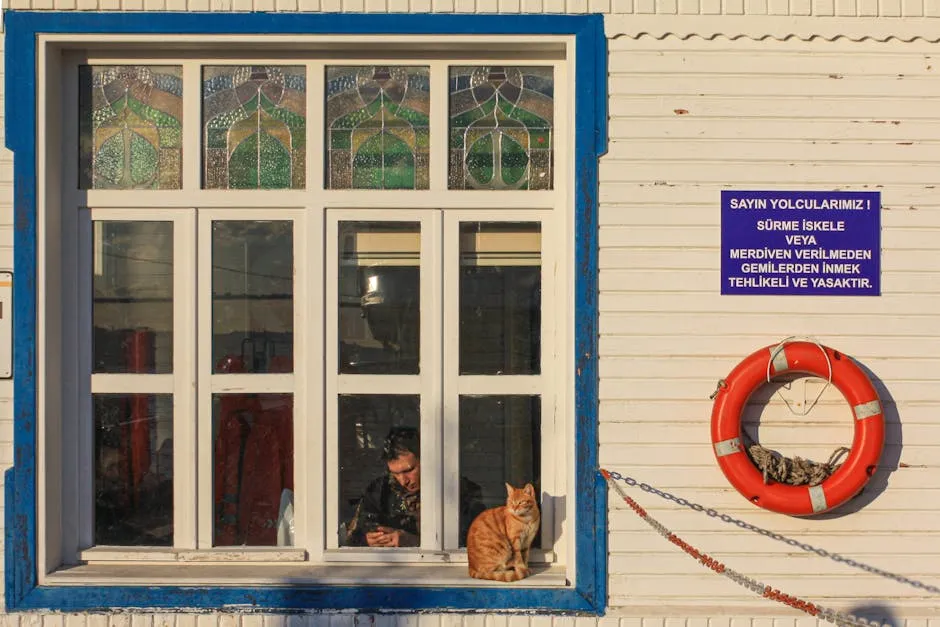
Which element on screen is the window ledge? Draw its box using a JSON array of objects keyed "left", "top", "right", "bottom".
[
  {"left": 45, "top": 562, "right": 569, "bottom": 588},
  {"left": 79, "top": 547, "right": 308, "bottom": 562}
]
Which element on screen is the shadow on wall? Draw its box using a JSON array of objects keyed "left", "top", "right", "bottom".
[
  {"left": 808, "top": 365, "right": 901, "bottom": 520},
  {"left": 847, "top": 602, "right": 902, "bottom": 626}
]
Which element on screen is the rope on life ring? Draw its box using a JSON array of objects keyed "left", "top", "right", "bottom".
[{"left": 710, "top": 339, "right": 885, "bottom": 516}]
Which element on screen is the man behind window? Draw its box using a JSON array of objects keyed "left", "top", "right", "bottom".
[{"left": 345, "top": 426, "right": 484, "bottom": 547}]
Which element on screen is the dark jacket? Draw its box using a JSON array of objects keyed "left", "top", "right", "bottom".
[{"left": 345, "top": 474, "right": 485, "bottom": 547}]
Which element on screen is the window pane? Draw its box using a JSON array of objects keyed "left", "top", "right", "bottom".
[
  {"left": 203, "top": 66, "right": 307, "bottom": 189},
  {"left": 339, "top": 222, "right": 420, "bottom": 374},
  {"left": 449, "top": 66, "right": 554, "bottom": 190},
  {"left": 212, "top": 221, "right": 293, "bottom": 374},
  {"left": 94, "top": 394, "right": 173, "bottom": 546},
  {"left": 338, "top": 395, "right": 420, "bottom": 548},
  {"left": 460, "top": 222, "right": 541, "bottom": 375},
  {"left": 459, "top": 395, "right": 541, "bottom": 548},
  {"left": 93, "top": 221, "right": 173, "bottom": 374},
  {"left": 213, "top": 393, "right": 294, "bottom": 547},
  {"left": 79, "top": 66, "right": 183, "bottom": 190},
  {"left": 326, "top": 66, "right": 430, "bottom": 190}
]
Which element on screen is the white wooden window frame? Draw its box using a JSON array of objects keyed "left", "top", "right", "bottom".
[
  {"left": 323, "top": 209, "right": 557, "bottom": 564},
  {"left": 323, "top": 209, "right": 443, "bottom": 560},
  {"left": 441, "top": 209, "right": 557, "bottom": 558},
  {"left": 195, "top": 208, "right": 309, "bottom": 554},
  {"left": 38, "top": 36, "right": 574, "bottom": 585},
  {"left": 76, "top": 208, "right": 199, "bottom": 553}
]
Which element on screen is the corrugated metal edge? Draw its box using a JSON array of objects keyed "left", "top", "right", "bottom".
[{"left": 605, "top": 16, "right": 940, "bottom": 42}]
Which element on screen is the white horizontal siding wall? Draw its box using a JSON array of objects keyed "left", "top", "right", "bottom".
[
  {"left": 599, "top": 33, "right": 940, "bottom": 622},
  {"left": 8, "top": 0, "right": 940, "bottom": 18},
  {"left": 0, "top": 3, "right": 940, "bottom": 627}
]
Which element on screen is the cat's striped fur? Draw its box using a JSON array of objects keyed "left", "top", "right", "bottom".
[{"left": 466, "top": 482, "right": 540, "bottom": 582}]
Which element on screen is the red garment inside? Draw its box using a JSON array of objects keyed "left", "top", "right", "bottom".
[{"left": 213, "top": 355, "right": 294, "bottom": 546}]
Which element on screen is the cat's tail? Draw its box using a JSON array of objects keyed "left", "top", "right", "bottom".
[{"left": 468, "top": 568, "right": 523, "bottom": 582}]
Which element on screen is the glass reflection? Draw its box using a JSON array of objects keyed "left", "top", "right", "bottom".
[
  {"left": 213, "top": 393, "right": 294, "bottom": 547},
  {"left": 212, "top": 221, "right": 294, "bottom": 374},
  {"left": 337, "top": 395, "right": 420, "bottom": 547},
  {"left": 94, "top": 394, "right": 173, "bottom": 546},
  {"left": 459, "top": 395, "right": 541, "bottom": 548},
  {"left": 93, "top": 221, "right": 173, "bottom": 374},
  {"left": 338, "top": 222, "right": 420, "bottom": 374},
  {"left": 460, "top": 222, "right": 541, "bottom": 375}
]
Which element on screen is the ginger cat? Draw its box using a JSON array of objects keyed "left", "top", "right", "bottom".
[{"left": 466, "top": 482, "right": 540, "bottom": 582}]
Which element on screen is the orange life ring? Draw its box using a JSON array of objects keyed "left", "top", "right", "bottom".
[{"left": 710, "top": 341, "right": 885, "bottom": 516}]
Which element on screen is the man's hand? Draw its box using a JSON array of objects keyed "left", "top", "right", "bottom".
[{"left": 365, "top": 526, "right": 417, "bottom": 547}]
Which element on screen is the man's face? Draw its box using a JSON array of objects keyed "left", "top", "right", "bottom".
[{"left": 387, "top": 451, "right": 420, "bottom": 494}]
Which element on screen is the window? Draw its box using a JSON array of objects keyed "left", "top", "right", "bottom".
[{"left": 5, "top": 11, "right": 606, "bottom": 613}]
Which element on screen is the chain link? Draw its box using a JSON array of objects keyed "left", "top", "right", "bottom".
[{"left": 600, "top": 469, "right": 889, "bottom": 627}]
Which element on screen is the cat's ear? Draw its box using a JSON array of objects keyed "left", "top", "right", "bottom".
[
  {"left": 505, "top": 482, "right": 513, "bottom": 497},
  {"left": 524, "top": 483, "right": 536, "bottom": 498}
]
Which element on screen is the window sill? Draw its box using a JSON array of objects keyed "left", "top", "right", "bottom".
[
  {"left": 324, "top": 547, "right": 557, "bottom": 563},
  {"left": 78, "top": 546, "right": 556, "bottom": 565},
  {"left": 46, "top": 562, "right": 569, "bottom": 588},
  {"left": 79, "top": 546, "right": 308, "bottom": 562}
]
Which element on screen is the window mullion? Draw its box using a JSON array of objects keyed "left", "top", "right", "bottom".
[
  {"left": 539, "top": 214, "right": 556, "bottom": 554},
  {"left": 429, "top": 61, "right": 448, "bottom": 192},
  {"left": 430, "top": 59, "right": 450, "bottom": 552},
  {"left": 334, "top": 375, "right": 422, "bottom": 395},
  {"left": 299, "top": 205, "right": 323, "bottom": 561},
  {"left": 175, "top": 211, "right": 198, "bottom": 550},
  {"left": 90, "top": 374, "right": 176, "bottom": 394},
  {"left": 322, "top": 214, "right": 342, "bottom": 549},
  {"left": 307, "top": 60, "right": 325, "bottom": 194},
  {"left": 181, "top": 60, "right": 202, "bottom": 550},
  {"left": 323, "top": 215, "right": 341, "bottom": 551},
  {"left": 196, "top": 211, "right": 214, "bottom": 549},
  {"left": 182, "top": 60, "right": 202, "bottom": 192},
  {"left": 76, "top": 209, "right": 94, "bottom": 554},
  {"left": 441, "top": 213, "right": 461, "bottom": 550},
  {"left": 420, "top": 210, "right": 444, "bottom": 551}
]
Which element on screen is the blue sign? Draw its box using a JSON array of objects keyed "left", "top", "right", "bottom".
[{"left": 721, "top": 190, "right": 881, "bottom": 296}]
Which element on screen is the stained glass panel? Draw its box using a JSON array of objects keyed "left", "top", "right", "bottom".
[
  {"left": 326, "top": 66, "right": 430, "bottom": 190},
  {"left": 449, "top": 66, "right": 554, "bottom": 191},
  {"left": 203, "top": 66, "right": 306, "bottom": 190},
  {"left": 79, "top": 66, "right": 183, "bottom": 190}
]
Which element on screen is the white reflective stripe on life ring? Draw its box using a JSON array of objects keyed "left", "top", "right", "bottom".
[
  {"left": 770, "top": 345, "right": 789, "bottom": 373},
  {"left": 854, "top": 400, "right": 882, "bottom": 421},
  {"left": 809, "top": 485, "right": 828, "bottom": 513},
  {"left": 714, "top": 437, "right": 742, "bottom": 457}
]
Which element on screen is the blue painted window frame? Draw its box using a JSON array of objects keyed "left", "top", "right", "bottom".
[{"left": 3, "top": 10, "right": 607, "bottom": 613}]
